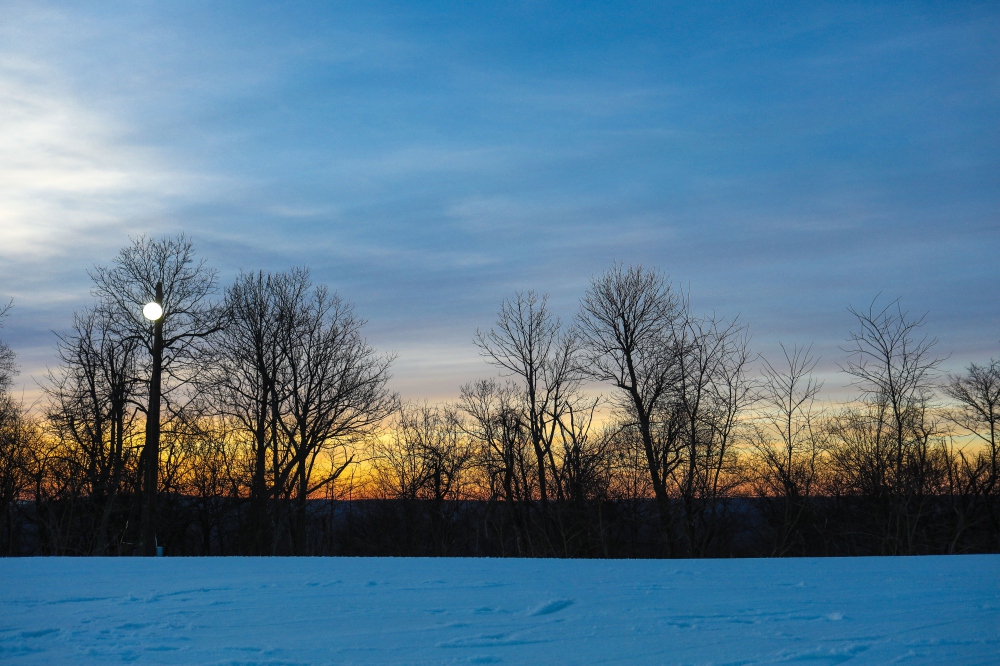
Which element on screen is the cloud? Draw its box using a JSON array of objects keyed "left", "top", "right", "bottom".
[
  {"left": 0, "top": 46, "right": 218, "bottom": 403},
  {"left": 0, "top": 56, "right": 203, "bottom": 265},
  {"left": 0, "top": 0, "right": 995, "bottom": 411}
]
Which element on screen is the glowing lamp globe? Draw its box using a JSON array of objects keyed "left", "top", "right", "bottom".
[{"left": 143, "top": 302, "right": 163, "bottom": 321}]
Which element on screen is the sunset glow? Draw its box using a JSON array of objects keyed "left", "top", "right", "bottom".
[{"left": 0, "top": 9, "right": 998, "bottom": 663}]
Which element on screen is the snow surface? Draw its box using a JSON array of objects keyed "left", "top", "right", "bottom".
[{"left": 1, "top": 555, "right": 998, "bottom": 664}]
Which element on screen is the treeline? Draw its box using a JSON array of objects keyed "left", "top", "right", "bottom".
[{"left": 0, "top": 236, "right": 997, "bottom": 557}]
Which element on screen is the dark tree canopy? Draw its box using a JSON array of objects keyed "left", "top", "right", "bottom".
[{"left": 0, "top": 250, "right": 996, "bottom": 558}]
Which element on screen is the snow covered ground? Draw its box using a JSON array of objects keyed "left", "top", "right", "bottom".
[{"left": 1, "top": 555, "right": 997, "bottom": 664}]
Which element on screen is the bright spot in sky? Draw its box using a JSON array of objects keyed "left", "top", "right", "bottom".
[{"left": 142, "top": 302, "right": 162, "bottom": 321}]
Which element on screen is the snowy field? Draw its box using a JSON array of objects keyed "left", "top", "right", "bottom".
[{"left": 1, "top": 556, "right": 997, "bottom": 664}]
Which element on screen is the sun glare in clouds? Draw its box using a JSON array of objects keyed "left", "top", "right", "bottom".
[
  {"left": 0, "top": 58, "right": 207, "bottom": 260},
  {"left": 0, "top": 51, "right": 209, "bottom": 401}
]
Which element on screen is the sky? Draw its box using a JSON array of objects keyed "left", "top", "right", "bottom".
[{"left": 0, "top": 0, "right": 997, "bottom": 405}]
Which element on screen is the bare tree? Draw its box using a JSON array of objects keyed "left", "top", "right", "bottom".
[
  {"left": 90, "top": 234, "right": 222, "bottom": 555},
  {"left": 832, "top": 297, "right": 945, "bottom": 554},
  {"left": 0, "top": 303, "right": 34, "bottom": 555},
  {"left": 0, "top": 391, "right": 35, "bottom": 555},
  {"left": 43, "top": 308, "right": 143, "bottom": 553},
  {"left": 944, "top": 359, "right": 1000, "bottom": 489},
  {"left": 668, "top": 310, "right": 755, "bottom": 556},
  {"left": 600, "top": 421, "right": 656, "bottom": 554},
  {"left": 202, "top": 268, "right": 310, "bottom": 553},
  {"left": 548, "top": 395, "right": 614, "bottom": 556},
  {"left": 174, "top": 414, "right": 239, "bottom": 555},
  {"left": 0, "top": 300, "right": 14, "bottom": 393},
  {"left": 842, "top": 298, "right": 943, "bottom": 465},
  {"left": 476, "top": 291, "right": 581, "bottom": 526},
  {"left": 552, "top": 396, "right": 604, "bottom": 506},
  {"left": 460, "top": 378, "right": 534, "bottom": 555},
  {"left": 943, "top": 357, "right": 1000, "bottom": 547},
  {"left": 749, "top": 344, "right": 825, "bottom": 555},
  {"left": 368, "top": 402, "right": 473, "bottom": 555},
  {"left": 275, "top": 283, "right": 396, "bottom": 554},
  {"left": 576, "top": 264, "right": 682, "bottom": 552}
]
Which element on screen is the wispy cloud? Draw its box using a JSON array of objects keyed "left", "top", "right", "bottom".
[
  {"left": 0, "top": 43, "right": 216, "bottom": 399},
  {"left": 0, "top": 57, "right": 203, "bottom": 265},
  {"left": 0, "top": 0, "right": 995, "bottom": 408}
]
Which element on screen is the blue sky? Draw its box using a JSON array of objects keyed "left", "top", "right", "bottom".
[{"left": 0, "top": 0, "right": 997, "bottom": 402}]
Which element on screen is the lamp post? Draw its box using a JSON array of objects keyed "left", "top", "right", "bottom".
[{"left": 142, "top": 281, "right": 164, "bottom": 556}]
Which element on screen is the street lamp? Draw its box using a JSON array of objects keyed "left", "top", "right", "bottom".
[{"left": 142, "top": 282, "right": 164, "bottom": 556}]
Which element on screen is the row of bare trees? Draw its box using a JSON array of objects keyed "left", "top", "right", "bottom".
[
  {"left": 0, "top": 242, "right": 997, "bottom": 557},
  {"left": 204, "top": 267, "right": 395, "bottom": 554},
  {"left": 0, "top": 237, "right": 394, "bottom": 555}
]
